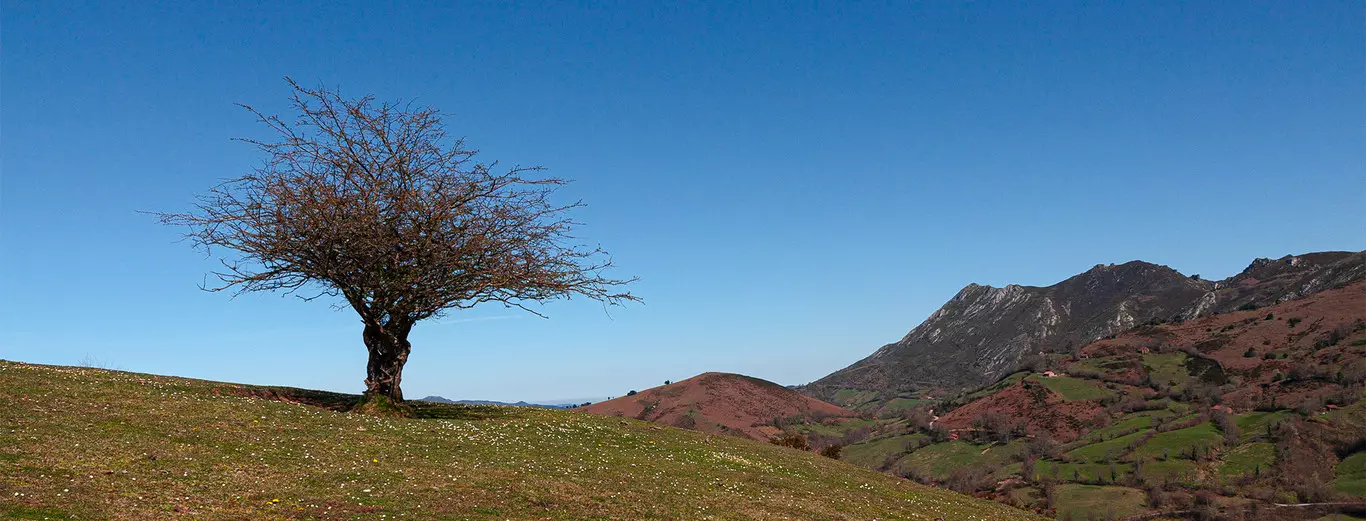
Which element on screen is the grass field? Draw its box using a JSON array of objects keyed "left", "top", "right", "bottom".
[
  {"left": 877, "top": 397, "right": 931, "bottom": 415},
  {"left": 1067, "top": 430, "right": 1147, "bottom": 463},
  {"left": 893, "top": 440, "right": 1027, "bottom": 481},
  {"left": 1033, "top": 375, "right": 1113, "bottom": 401},
  {"left": 1033, "top": 461, "right": 1134, "bottom": 484},
  {"left": 962, "top": 372, "right": 1027, "bottom": 402},
  {"left": 1141, "top": 459, "right": 1200, "bottom": 485},
  {"left": 791, "top": 417, "right": 882, "bottom": 438},
  {"left": 840, "top": 433, "right": 928, "bottom": 469},
  {"left": 830, "top": 389, "right": 881, "bottom": 409},
  {"left": 1134, "top": 422, "right": 1222, "bottom": 460},
  {"left": 1234, "top": 410, "right": 1292, "bottom": 442},
  {"left": 1336, "top": 452, "right": 1366, "bottom": 497},
  {"left": 1053, "top": 485, "right": 1146, "bottom": 520},
  {"left": 1083, "top": 413, "right": 1156, "bottom": 443},
  {"left": 1142, "top": 352, "right": 1191, "bottom": 391},
  {"left": 0, "top": 361, "right": 1043, "bottom": 520},
  {"left": 1219, "top": 442, "right": 1275, "bottom": 480}
]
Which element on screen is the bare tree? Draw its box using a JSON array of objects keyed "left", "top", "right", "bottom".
[{"left": 157, "top": 79, "right": 638, "bottom": 406}]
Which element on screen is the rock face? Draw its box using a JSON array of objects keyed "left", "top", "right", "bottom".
[
  {"left": 577, "top": 372, "right": 856, "bottom": 440},
  {"left": 1179, "top": 251, "right": 1366, "bottom": 319},
  {"left": 804, "top": 251, "right": 1365, "bottom": 404}
]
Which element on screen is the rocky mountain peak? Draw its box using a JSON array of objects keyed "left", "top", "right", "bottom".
[{"left": 803, "top": 250, "right": 1365, "bottom": 407}]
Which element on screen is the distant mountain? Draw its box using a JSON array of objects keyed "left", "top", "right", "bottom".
[
  {"left": 577, "top": 372, "right": 856, "bottom": 440},
  {"left": 804, "top": 251, "right": 1366, "bottom": 407},
  {"left": 418, "top": 396, "right": 574, "bottom": 409}
]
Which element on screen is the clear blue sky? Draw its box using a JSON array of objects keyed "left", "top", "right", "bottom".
[{"left": 2, "top": 1, "right": 1362, "bottom": 402}]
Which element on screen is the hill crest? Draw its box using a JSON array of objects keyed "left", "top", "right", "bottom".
[{"left": 579, "top": 372, "right": 855, "bottom": 440}]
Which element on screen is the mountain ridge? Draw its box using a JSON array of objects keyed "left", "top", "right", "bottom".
[{"left": 805, "top": 251, "right": 1366, "bottom": 407}]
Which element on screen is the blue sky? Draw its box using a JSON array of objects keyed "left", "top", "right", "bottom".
[{"left": 2, "top": 1, "right": 1362, "bottom": 402}]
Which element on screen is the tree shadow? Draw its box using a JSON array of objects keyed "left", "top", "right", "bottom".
[{"left": 210, "top": 384, "right": 519, "bottom": 421}]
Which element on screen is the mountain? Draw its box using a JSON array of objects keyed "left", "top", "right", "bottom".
[
  {"left": 418, "top": 395, "right": 573, "bottom": 408},
  {"left": 805, "top": 251, "right": 1365, "bottom": 407},
  {"left": 578, "top": 372, "right": 856, "bottom": 440},
  {"left": 828, "top": 279, "right": 1366, "bottom": 519}
]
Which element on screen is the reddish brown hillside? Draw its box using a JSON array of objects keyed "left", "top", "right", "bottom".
[
  {"left": 577, "top": 372, "right": 856, "bottom": 440},
  {"left": 931, "top": 281, "right": 1365, "bottom": 444},
  {"left": 935, "top": 379, "right": 1108, "bottom": 442},
  {"left": 1082, "top": 279, "right": 1366, "bottom": 411}
]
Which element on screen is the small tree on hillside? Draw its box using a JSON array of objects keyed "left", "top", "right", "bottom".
[{"left": 157, "top": 79, "right": 638, "bottom": 407}]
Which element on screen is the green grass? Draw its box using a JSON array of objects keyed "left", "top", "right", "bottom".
[
  {"left": 1219, "top": 442, "right": 1275, "bottom": 479},
  {"left": 1033, "top": 375, "right": 1114, "bottom": 401},
  {"left": 1134, "top": 422, "right": 1222, "bottom": 460},
  {"left": 1053, "top": 485, "right": 1147, "bottom": 520},
  {"left": 1141, "top": 459, "right": 1199, "bottom": 485},
  {"left": 792, "top": 417, "right": 881, "bottom": 438},
  {"left": 831, "top": 389, "right": 882, "bottom": 409},
  {"left": 963, "top": 372, "right": 1027, "bottom": 402},
  {"left": 894, "top": 440, "right": 1027, "bottom": 481},
  {"left": 1143, "top": 352, "right": 1191, "bottom": 391},
  {"left": 1084, "top": 413, "right": 1155, "bottom": 443},
  {"left": 1336, "top": 452, "right": 1366, "bottom": 497},
  {"left": 840, "top": 433, "right": 928, "bottom": 469},
  {"left": 1070, "top": 355, "right": 1133, "bottom": 375},
  {"left": 0, "top": 361, "right": 1043, "bottom": 520},
  {"left": 1066, "top": 430, "right": 1147, "bottom": 463},
  {"left": 1033, "top": 461, "right": 1134, "bottom": 484},
  {"left": 1234, "top": 410, "right": 1292, "bottom": 442},
  {"left": 877, "top": 397, "right": 931, "bottom": 415}
]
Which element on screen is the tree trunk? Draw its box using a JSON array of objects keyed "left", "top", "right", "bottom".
[{"left": 363, "top": 322, "right": 412, "bottom": 402}]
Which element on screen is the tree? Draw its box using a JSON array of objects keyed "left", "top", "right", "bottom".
[{"left": 157, "top": 80, "right": 638, "bottom": 406}]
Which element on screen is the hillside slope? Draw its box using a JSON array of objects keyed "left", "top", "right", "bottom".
[
  {"left": 579, "top": 372, "right": 856, "bottom": 440},
  {"left": 0, "top": 362, "right": 1040, "bottom": 521},
  {"left": 806, "top": 251, "right": 1365, "bottom": 407},
  {"left": 831, "top": 280, "right": 1366, "bottom": 519}
]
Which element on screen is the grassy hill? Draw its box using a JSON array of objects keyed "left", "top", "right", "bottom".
[{"left": 0, "top": 361, "right": 1041, "bottom": 521}]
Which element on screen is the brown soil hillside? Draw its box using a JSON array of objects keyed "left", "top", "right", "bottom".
[
  {"left": 934, "top": 379, "right": 1108, "bottom": 442},
  {"left": 1083, "top": 279, "right": 1366, "bottom": 411},
  {"left": 578, "top": 372, "right": 856, "bottom": 440}
]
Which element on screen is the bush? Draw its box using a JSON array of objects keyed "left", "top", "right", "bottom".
[
  {"left": 818, "top": 444, "right": 842, "bottom": 459},
  {"left": 1264, "top": 313, "right": 1275, "bottom": 321},
  {"left": 768, "top": 433, "right": 810, "bottom": 451},
  {"left": 627, "top": 390, "right": 637, "bottom": 396},
  {"left": 1288, "top": 318, "right": 1302, "bottom": 328},
  {"left": 1244, "top": 347, "right": 1258, "bottom": 358}
]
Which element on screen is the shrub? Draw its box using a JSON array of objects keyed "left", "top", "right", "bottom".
[
  {"left": 627, "top": 390, "right": 637, "bottom": 396},
  {"left": 1244, "top": 347, "right": 1258, "bottom": 358},
  {"left": 768, "top": 433, "right": 810, "bottom": 451},
  {"left": 1288, "top": 318, "right": 1302, "bottom": 328},
  {"left": 1265, "top": 313, "right": 1275, "bottom": 321},
  {"left": 818, "top": 444, "right": 842, "bottom": 459}
]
